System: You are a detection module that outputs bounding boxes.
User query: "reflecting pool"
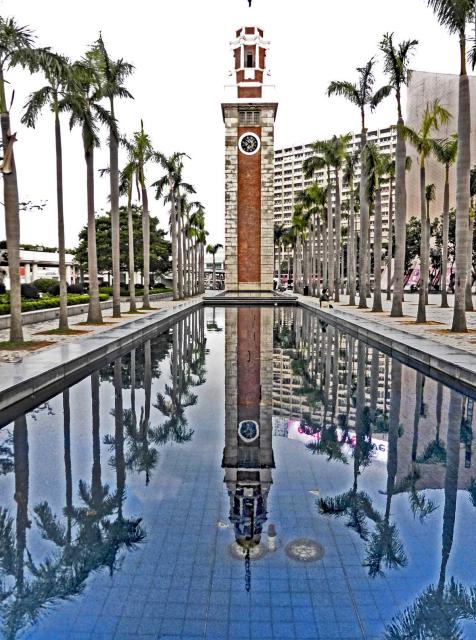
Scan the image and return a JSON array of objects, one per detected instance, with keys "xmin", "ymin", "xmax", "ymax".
[{"xmin": 0, "ymin": 306, "xmax": 475, "ymax": 639}]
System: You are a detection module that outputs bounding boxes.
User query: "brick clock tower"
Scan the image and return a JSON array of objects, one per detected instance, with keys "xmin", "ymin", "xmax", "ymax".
[{"xmin": 222, "ymin": 27, "xmax": 278, "ymax": 292}]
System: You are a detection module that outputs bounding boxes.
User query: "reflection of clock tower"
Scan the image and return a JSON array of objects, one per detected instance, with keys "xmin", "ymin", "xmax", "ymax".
[
  {"xmin": 223, "ymin": 306, "xmax": 274, "ymax": 550},
  {"xmin": 222, "ymin": 27, "xmax": 277, "ymax": 291}
]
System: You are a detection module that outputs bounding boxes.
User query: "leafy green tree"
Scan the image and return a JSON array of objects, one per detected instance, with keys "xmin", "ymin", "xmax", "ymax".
[{"xmin": 74, "ymin": 206, "xmax": 170, "ymax": 283}]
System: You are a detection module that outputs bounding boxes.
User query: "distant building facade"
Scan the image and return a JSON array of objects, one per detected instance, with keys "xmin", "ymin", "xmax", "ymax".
[{"xmin": 0, "ymin": 248, "xmax": 78, "ymax": 290}]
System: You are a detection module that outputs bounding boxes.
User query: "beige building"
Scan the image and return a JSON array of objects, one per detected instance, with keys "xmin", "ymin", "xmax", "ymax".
[
  {"xmin": 274, "ymin": 127, "xmax": 397, "ymax": 246},
  {"xmin": 406, "ymin": 69, "xmax": 476, "ymax": 221}
]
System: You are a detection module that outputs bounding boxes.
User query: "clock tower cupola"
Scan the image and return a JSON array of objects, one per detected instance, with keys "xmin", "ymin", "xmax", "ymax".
[{"xmin": 222, "ymin": 26, "xmax": 277, "ymax": 292}]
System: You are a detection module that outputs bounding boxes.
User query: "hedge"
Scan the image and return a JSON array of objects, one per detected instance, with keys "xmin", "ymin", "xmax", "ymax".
[
  {"xmin": 0, "ymin": 293, "xmax": 109, "ymax": 315},
  {"xmin": 99, "ymin": 286, "xmax": 172, "ymax": 296}
]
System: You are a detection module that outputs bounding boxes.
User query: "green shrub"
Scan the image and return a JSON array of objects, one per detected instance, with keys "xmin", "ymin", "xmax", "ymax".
[
  {"xmin": 33, "ymin": 278, "xmax": 59, "ymax": 293},
  {"xmin": 0, "ymin": 292, "xmax": 109, "ymax": 315}
]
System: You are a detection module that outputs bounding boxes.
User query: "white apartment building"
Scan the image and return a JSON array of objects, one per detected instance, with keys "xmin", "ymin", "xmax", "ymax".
[{"xmin": 274, "ymin": 127, "xmax": 397, "ymax": 246}]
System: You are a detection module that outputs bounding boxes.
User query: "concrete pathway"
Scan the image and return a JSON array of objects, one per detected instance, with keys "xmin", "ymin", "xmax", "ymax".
[{"xmin": 316, "ymin": 292, "xmax": 476, "ymax": 356}]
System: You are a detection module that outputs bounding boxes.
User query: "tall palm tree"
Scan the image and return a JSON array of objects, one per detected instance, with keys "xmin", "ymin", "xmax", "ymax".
[
  {"xmin": 67, "ymin": 60, "xmax": 114, "ymax": 323},
  {"xmin": 425, "ymin": 184, "xmax": 437, "ymax": 305},
  {"xmin": 434, "ymin": 135, "xmax": 458, "ymax": 308},
  {"xmin": 0, "ymin": 18, "xmax": 58, "ymax": 342},
  {"xmin": 153, "ymin": 152, "xmax": 194, "ymax": 300},
  {"xmin": 381, "ymin": 157, "xmax": 395, "ymax": 301},
  {"xmin": 274, "ymin": 223, "xmax": 286, "ymax": 286},
  {"xmin": 427, "ymin": 0, "xmax": 474, "ymax": 331},
  {"xmin": 466, "ymin": 168, "xmax": 476, "ymax": 310},
  {"xmin": 303, "ymin": 135, "xmax": 349, "ymax": 299},
  {"xmin": 206, "ymin": 242, "xmax": 223, "ymax": 290},
  {"xmin": 365, "ymin": 143, "xmax": 385, "ymax": 312},
  {"xmin": 119, "ymin": 151, "xmax": 137, "ymax": 312},
  {"xmin": 379, "ymin": 33, "xmax": 419, "ymax": 318},
  {"xmin": 89, "ymin": 34, "xmax": 133, "ymax": 318},
  {"xmin": 296, "ymin": 182, "xmax": 327, "ymax": 297},
  {"xmin": 21, "ymin": 53, "xmax": 72, "ymax": 331},
  {"xmin": 122, "ymin": 121, "xmax": 156, "ymax": 308},
  {"xmin": 343, "ymin": 151, "xmax": 359, "ymax": 305},
  {"xmin": 402, "ymin": 99, "xmax": 451, "ymax": 323},
  {"xmin": 328, "ymin": 60, "xmax": 391, "ymax": 308}
]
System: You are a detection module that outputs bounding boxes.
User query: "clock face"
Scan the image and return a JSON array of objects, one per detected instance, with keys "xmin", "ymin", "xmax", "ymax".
[{"xmin": 239, "ymin": 132, "xmax": 260, "ymax": 155}]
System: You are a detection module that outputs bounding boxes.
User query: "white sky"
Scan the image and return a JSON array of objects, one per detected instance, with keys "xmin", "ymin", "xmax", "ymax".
[{"xmin": 0, "ymin": 0, "xmax": 470, "ymax": 248}]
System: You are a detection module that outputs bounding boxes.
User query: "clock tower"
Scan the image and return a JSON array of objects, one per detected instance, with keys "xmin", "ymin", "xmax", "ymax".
[{"xmin": 222, "ymin": 27, "xmax": 278, "ymax": 292}]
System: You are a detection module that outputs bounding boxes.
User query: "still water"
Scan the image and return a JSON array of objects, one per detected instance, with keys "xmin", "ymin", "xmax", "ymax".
[{"xmin": 0, "ymin": 306, "xmax": 475, "ymax": 640}]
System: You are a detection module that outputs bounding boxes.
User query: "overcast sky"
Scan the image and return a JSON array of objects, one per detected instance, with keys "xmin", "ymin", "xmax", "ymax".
[{"xmin": 1, "ymin": 0, "xmax": 471, "ymax": 249}]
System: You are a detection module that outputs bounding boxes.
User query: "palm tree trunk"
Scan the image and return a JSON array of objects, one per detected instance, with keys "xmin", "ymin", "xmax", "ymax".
[
  {"xmin": 441, "ymin": 166, "xmax": 450, "ymax": 308},
  {"xmin": 1, "ymin": 109, "xmax": 23, "ymax": 342},
  {"xmin": 110, "ymin": 112, "xmax": 121, "ymax": 318},
  {"xmin": 390, "ymin": 116, "xmax": 407, "ymax": 317},
  {"xmin": 85, "ymin": 144, "xmax": 103, "ymax": 323},
  {"xmin": 386, "ymin": 176, "xmax": 393, "ymax": 301},
  {"xmin": 127, "ymin": 191, "xmax": 137, "ymax": 313},
  {"xmin": 170, "ymin": 189, "xmax": 178, "ymax": 300},
  {"xmin": 177, "ymin": 197, "xmax": 184, "ymax": 299},
  {"xmin": 315, "ymin": 215, "xmax": 321, "ymax": 299},
  {"xmin": 63, "ymin": 389, "xmax": 72, "ymax": 543},
  {"xmin": 55, "ymin": 110, "xmax": 69, "ymax": 330},
  {"xmin": 13, "ymin": 415, "xmax": 29, "ymax": 590},
  {"xmin": 114, "ymin": 359, "xmax": 125, "ymax": 518},
  {"xmin": 141, "ymin": 183, "xmax": 151, "ymax": 309},
  {"xmin": 327, "ymin": 167, "xmax": 335, "ymax": 297},
  {"xmin": 323, "ymin": 226, "xmax": 328, "ymax": 290},
  {"xmin": 182, "ymin": 214, "xmax": 188, "ymax": 297},
  {"xmin": 349, "ymin": 185, "xmax": 356, "ymax": 305},
  {"xmin": 212, "ymin": 253, "xmax": 216, "ymax": 289},
  {"xmin": 465, "ymin": 214, "xmax": 473, "ymax": 310},
  {"xmin": 359, "ymin": 130, "xmax": 369, "ymax": 308},
  {"xmin": 412, "ymin": 372, "xmax": 423, "ymax": 462},
  {"xmin": 386, "ymin": 359, "xmax": 402, "ymax": 520},
  {"xmin": 372, "ymin": 187, "xmax": 383, "ymax": 312},
  {"xmin": 334, "ymin": 167, "xmax": 341, "ymax": 301},
  {"xmin": 451, "ymin": 44, "xmax": 470, "ymax": 332},
  {"xmin": 91, "ymin": 370, "xmax": 102, "ymax": 506},
  {"xmin": 417, "ymin": 164, "xmax": 427, "ymax": 323}
]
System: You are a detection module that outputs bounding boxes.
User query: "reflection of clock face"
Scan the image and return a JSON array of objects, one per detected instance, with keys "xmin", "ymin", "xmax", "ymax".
[
  {"xmin": 239, "ymin": 132, "xmax": 260, "ymax": 155},
  {"xmin": 238, "ymin": 419, "xmax": 259, "ymax": 442}
]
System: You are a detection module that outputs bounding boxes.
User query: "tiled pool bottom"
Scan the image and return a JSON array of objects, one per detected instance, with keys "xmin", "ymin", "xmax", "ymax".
[{"xmin": 0, "ymin": 306, "xmax": 475, "ymax": 639}]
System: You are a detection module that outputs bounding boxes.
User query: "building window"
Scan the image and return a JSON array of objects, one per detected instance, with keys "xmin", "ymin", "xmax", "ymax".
[
  {"xmin": 246, "ymin": 53, "xmax": 254, "ymax": 68},
  {"xmin": 239, "ymin": 110, "xmax": 260, "ymax": 126}
]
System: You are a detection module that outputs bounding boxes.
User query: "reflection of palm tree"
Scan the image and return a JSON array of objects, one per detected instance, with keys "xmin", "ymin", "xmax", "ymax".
[
  {"xmin": 385, "ymin": 390, "xmax": 476, "ymax": 639},
  {"xmin": 63, "ymin": 390, "xmax": 73, "ymax": 544},
  {"xmin": 417, "ymin": 381, "xmax": 447, "ymax": 465},
  {"xmin": 364, "ymin": 359, "xmax": 407, "ymax": 577}
]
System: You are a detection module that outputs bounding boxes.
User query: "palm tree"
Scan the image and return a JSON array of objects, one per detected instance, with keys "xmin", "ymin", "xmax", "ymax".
[
  {"xmin": 122, "ymin": 121, "xmax": 156, "ymax": 308},
  {"xmin": 296, "ymin": 182, "xmax": 327, "ymax": 297},
  {"xmin": 206, "ymin": 242, "xmax": 223, "ymax": 290},
  {"xmin": 0, "ymin": 18, "xmax": 59, "ymax": 342},
  {"xmin": 434, "ymin": 135, "xmax": 458, "ymax": 308},
  {"xmin": 328, "ymin": 60, "xmax": 391, "ymax": 308},
  {"xmin": 402, "ymin": 99, "xmax": 450, "ymax": 323},
  {"xmin": 364, "ymin": 143, "xmax": 385, "ymax": 312},
  {"xmin": 21, "ymin": 53, "xmax": 72, "ymax": 331},
  {"xmin": 427, "ymin": 0, "xmax": 474, "ymax": 331},
  {"xmin": 381, "ymin": 157, "xmax": 395, "ymax": 301},
  {"xmin": 89, "ymin": 34, "xmax": 133, "ymax": 318},
  {"xmin": 426, "ymin": 183, "xmax": 437, "ymax": 302},
  {"xmin": 343, "ymin": 152, "xmax": 359, "ymax": 305},
  {"xmin": 467, "ymin": 167, "xmax": 476, "ymax": 310},
  {"xmin": 379, "ymin": 33, "xmax": 419, "ymax": 318},
  {"xmin": 153, "ymin": 152, "xmax": 194, "ymax": 300},
  {"xmin": 274, "ymin": 223, "xmax": 286, "ymax": 287},
  {"xmin": 67, "ymin": 60, "xmax": 114, "ymax": 323},
  {"xmin": 119, "ymin": 150, "xmax": 137, "ymax": 312}
]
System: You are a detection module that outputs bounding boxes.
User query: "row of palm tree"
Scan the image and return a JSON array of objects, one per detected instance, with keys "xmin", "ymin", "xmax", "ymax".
[
  {"xmin": 276, "ymin": 3, "xmax": 476, "ymax": 332},
  {"xmin": 2, "ymin": 17, "xmax": 208, "ymax": 344}
]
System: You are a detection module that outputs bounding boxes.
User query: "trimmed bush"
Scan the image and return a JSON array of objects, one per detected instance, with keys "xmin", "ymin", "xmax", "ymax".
[
  {"xmin": 67, "ymin": 283, "xmax": 84, "ymax": 294},
  {"xmin": 0, "ymin": 292, "xmax": 110, "ymax": 315},
  {"xmin": 21, "ymin": 283, "xmax": 40, "ymax": 299},
  {"xmin": 47, "ymin": 283, "xmax": 60, "ymax": 296},
  {"xmin": 33, "ymin": 278, "xmax": 59, "ymax": 293}
]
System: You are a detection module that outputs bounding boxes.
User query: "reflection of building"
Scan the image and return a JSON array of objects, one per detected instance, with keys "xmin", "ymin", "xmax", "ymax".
[{"xmin": 223, "ymin": 307, "xmax": 274, "ymax": 548}]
